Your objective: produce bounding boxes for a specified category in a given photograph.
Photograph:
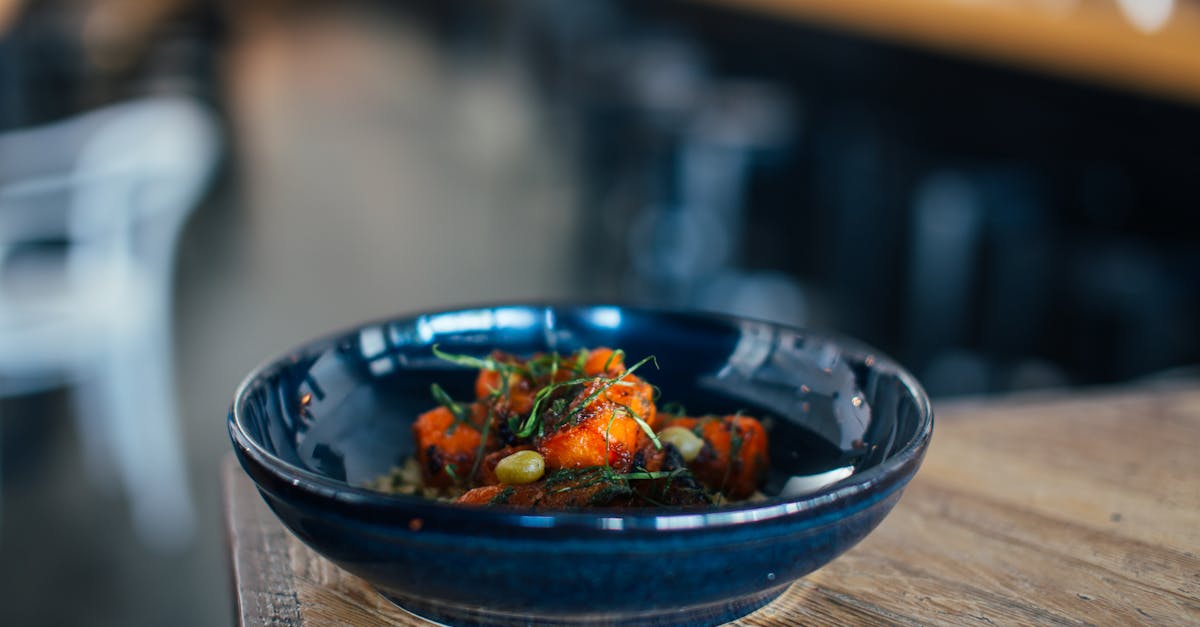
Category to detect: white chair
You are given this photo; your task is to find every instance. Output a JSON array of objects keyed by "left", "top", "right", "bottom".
[{"left": 0, "top": 95, "right": 220, "bottom": 550}]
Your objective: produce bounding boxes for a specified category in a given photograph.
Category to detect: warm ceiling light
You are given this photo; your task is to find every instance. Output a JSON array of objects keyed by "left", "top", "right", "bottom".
[{"left": 1116, "top": 0, "right": 1175, "bottom": 33}]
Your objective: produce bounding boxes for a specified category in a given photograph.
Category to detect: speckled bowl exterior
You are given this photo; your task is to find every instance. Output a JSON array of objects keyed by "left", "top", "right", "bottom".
[{"left": 229, "top": 305, "right": 932, "bottom": 626}]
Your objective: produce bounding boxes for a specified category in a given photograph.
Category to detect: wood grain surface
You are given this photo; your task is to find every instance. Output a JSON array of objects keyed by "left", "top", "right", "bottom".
[
  {"left": 695, "top": 0, "right": 1200, "bottom": 106},
  {"left": 223, "top": 382, "right": 1200, "bottom": 625}
]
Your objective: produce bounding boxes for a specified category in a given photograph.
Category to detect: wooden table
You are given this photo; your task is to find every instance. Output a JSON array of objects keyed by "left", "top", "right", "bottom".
[
  {"left": 224, "top": 381, "right": 1200, "bottom": 625},
  {"left": 698, "top": 0, "right": 1200, "bottom": 106}
]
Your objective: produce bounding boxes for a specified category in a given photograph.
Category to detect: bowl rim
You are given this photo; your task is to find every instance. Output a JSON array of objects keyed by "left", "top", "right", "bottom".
[{"left": 229, "top": 302, "right": 933, "bottom": 533}]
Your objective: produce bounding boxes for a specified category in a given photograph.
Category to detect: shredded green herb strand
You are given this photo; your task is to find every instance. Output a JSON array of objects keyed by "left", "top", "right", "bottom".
[
  {"left": 433, "top": 345, "right": 660, "bottom": 442},
  {"left": 516, "top": 375, "right": 593, "bottom": 438},
  {"left": 468, "top": 359, "right": 517, "bottom": 483},
  {"left": 721, "top": 420, "right": 746, "bottom": 496},
  {"left": 468, "top": 402, "right": 494, "bottom": 482},
  {"left": 432, "top": 344, "right": 506, "bottom": 373},
  {"left": 429, "top": 383, "right": 467, "bottom": 433},
  {"left": 662, "top": 401, "right": 687, "bottom": 416},
  {"left": 563, "top": 355, "right": 659, "bottom": 425},
  {"left": 521, "top": 354, "right": 659, "bottom": 439},
  {"left": 434, "top": 344, "right": 591, "bottom": 383},
  {"left": 427, "top": 345, "right": 724, "bottom": 503},
  {"left": 601, "top": 348, "right": 625, "bottom": 373},
  {"left": 617, "top": 402, "right": 662, "bottom": 450},
  {"left": 489, "top": 486, "right": 515, "bottom": 505},
  {"left": 547, "top": 466, "right": 690, "bottom": 495},
  {"left": 614, "top": 468, "right": 687, "bottom": 481},
  {"left": 604, "top": 404, "right": 618, "bottom": 465},
  {"left": 533, "top": 350, "right": 584, "bottom": 380},
  {"left": 573, "top": 349, "right": 589, "bottom": 374}
]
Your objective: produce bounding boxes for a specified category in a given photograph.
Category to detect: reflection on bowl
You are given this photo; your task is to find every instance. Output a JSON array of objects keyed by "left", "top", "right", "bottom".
[{"left": 228, "top": 305, "right": 932, "bottom": 626}]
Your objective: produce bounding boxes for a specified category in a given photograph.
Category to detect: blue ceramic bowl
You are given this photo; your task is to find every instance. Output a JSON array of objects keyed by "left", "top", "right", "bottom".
[{"left": 229, "top": 305, "right": 932, "bottom": 626}]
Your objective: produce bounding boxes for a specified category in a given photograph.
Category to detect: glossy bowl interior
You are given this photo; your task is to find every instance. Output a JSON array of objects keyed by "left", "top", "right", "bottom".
[{"left": 229, "top": 305, "right": 932, "bottom": 626}]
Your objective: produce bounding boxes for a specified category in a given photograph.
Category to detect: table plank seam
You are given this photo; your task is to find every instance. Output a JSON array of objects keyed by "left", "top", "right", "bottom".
[
  {"left": 288, "top": 567, "right": 404, "bottom": 623},
  {"left": 918, "top": 479, "right": 1200, "bottom": 586},
  {"left": 791, "top": 581, "right": 929, "bottom": 626},
  {"left": 848, "top": 549, "right": 1084, "bottom": 625}
]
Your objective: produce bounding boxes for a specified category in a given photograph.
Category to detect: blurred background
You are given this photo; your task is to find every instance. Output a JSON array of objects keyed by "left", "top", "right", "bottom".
[{"left": 1, "top": 0, "right": 1198, "bottom": 624}]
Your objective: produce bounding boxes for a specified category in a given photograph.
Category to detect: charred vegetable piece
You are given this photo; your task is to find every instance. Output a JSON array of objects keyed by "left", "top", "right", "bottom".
[
  {"left": 536, "top": 375, "right": 656, "bottom": 473},
  {"left": 580, "top": 347, "right": 625, "bottom": 378},
  {"left": 398, "top": 345, "right": 772, "bottom": 508},
  {"left": 457, "top": 468, "right": 635, "bottom": 508},
  {"left": 473, "top": 445, "right": 533, "bottom": 486},
  {"left": 474, "top": 351, "right": 538, "bottom": 415},
  {"left": 457, "top": 458, "right": 708, "bottom": 509},
  {"left": 412, "top": 406, "right": 482, "bottom": 489},
  {"left": 659, "top": 415, "right": 769, "bottom": 500},
  {"left": 628, "top": 441, "right": 710, "bottom": 506}
]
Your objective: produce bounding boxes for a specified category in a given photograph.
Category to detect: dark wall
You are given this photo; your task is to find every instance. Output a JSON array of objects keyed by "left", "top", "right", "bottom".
[{"left": 521, "top": 0, "right": 1200, "bottom": 395}]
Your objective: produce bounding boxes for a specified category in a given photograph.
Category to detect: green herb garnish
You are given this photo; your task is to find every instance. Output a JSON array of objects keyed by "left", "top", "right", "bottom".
[
  {"left": 720, "top": 419, "right": 745, "bottom": 496},
  {"left": 601, "top": 348, "right": 625, "bottom": 372},
  {"left": 432, "top": 344, "right": 506, "bottom": 372},
  {"left": 613, "top": 468, "right": 686, "bottom": 481},
  {"left": 513, "top": 375, "right": 595, "bottom": 438},
  {"left": 616, "top": 402, "right": 662, "bottom": 450},
  {"left": 430, "top": 383, "right": 467, "bottom": 433},
  {"left": 564, "top": 355, "right": 658, "bottom": 423},
  {"left": 489, "top": 485, "right": 515, "bottom": 505},
  {"left": 661, "top": 401, "right": 687, "bottom": 416}
]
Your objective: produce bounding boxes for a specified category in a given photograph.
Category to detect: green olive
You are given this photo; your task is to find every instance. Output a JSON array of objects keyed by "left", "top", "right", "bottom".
[
  {"left": 495, "top": 450, "right": 546, "bottom": 485},
  {"left": 657, "top": 426, "right": 704, "bottom": 462}
]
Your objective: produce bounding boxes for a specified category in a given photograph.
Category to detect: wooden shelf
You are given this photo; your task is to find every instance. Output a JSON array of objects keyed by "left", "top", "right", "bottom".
[{"left": 698, "top": 0, "right": 1200, "bottom": 105}]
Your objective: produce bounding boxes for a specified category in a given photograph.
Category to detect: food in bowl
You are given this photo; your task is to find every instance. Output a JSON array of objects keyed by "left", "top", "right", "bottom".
[
  {"left": 369, "top": 345, "right": 770, "bottom": 508},
  {"left": 228, "top": 305, "right": 933, "bottom": 627}
]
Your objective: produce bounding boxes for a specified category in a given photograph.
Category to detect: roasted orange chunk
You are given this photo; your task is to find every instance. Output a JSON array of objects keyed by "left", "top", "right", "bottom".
[
  {"left": 397, "top": 345, "right": 772, "bottom": 508},
  {"left": 412, "top": 406, "right": 482, "bottom": 489},
  {"left": 659, "top": 415, "right": 769, "bottom": 500},
  {"left": 536, "top": 375, "right": 655, "bottom": 473}
]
